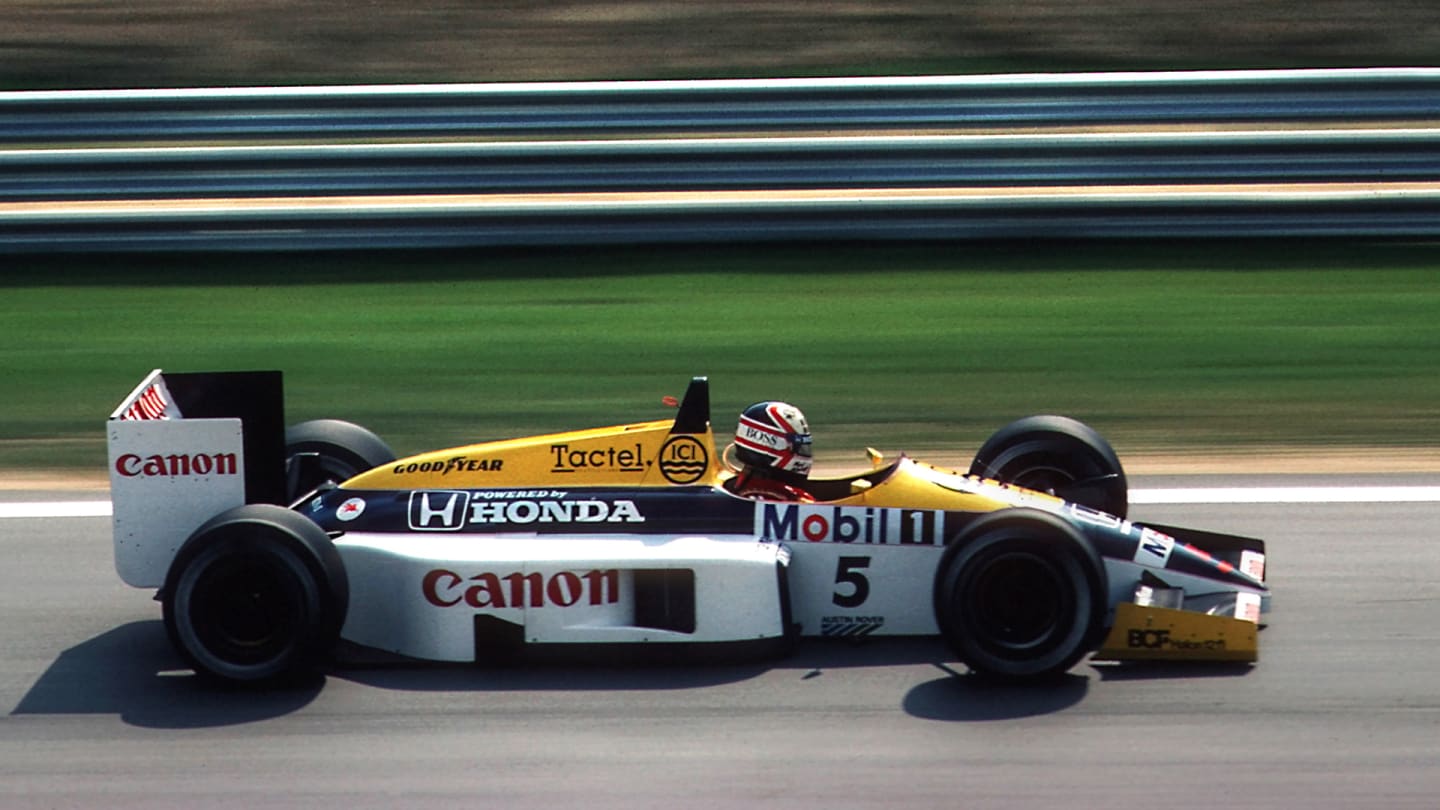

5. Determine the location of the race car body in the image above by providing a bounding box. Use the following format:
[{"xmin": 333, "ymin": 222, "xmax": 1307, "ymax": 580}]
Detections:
[{"xmin": 107, "ymin": 370, "xmax": 1269, "ymax": 684}]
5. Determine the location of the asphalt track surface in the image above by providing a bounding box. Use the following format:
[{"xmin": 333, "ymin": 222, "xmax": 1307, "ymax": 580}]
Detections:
[{"xmin": 3, "ymin": 475, "xmax": 1439, "ymax": 809}]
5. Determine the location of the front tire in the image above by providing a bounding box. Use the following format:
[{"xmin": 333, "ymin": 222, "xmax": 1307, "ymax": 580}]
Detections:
[
  {"xmin": 162, "ymin": 504, "xmax": 348, "ymax": 685},
  {"xmin": 970, "ymin": 414, "xmax": 1128, "ymax": 518},
  {"xmin": 933, "ymin": 509, "xmax": 1107, "ymax": 681}
]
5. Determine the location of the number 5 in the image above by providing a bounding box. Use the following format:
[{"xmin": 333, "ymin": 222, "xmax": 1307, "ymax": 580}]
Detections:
[{"xmin": 833, "ymin": 556, "xmax": 871, "ymax": 608}]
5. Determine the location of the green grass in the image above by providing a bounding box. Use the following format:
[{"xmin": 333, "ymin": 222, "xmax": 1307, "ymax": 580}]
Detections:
[{"xmin": 3, "ymin": 240, "xmax": 1439, "ymax": 472}]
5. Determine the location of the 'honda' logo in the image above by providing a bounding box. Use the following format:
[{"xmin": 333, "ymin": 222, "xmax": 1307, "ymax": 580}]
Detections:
[{"xmin": 408, "ymin": 490, "xmax": 469, "ymax": 531}]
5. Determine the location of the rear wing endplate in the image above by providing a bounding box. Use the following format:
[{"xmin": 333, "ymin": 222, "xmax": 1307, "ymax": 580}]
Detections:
[{"xmin": 107, "ymin": 369, "xmax": 285, "ymax": 587}]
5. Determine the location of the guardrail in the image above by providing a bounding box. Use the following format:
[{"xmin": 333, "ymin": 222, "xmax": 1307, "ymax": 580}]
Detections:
[
  {"xmin": 7, "ymin": 186, "xmax": 1437, "ymax": 253},
  {"xmin": 4, "ymin": 130, "xmax": 1440, "ymax": 201},
  {"xmin": 5, "ymin": 69, "xmax": 1440, "ymax": 143},
  {"xmin": 4, "ymin": 69, "xmax": 1440, "ymax": 252}
]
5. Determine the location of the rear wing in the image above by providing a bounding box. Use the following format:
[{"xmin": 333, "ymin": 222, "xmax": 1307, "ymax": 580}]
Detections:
[{"xmin": 107, "ymin": 369, "xmax": 286, "ymax": 588}]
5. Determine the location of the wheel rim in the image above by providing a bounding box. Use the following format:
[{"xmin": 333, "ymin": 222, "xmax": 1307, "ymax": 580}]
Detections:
[
  {"xmin": 310, "ymin": 458, "xmax": 360, "ymax": 492},
  {"xmin": 187, "ymin": 550, "xmax": 308, "ymax": 668},
  {"xmin": 1005, "ymin": 458, "xmax": 1126, "ymax": 518},
  {"xmin": 287, "ymin": 454, "xmax": 363, "ymax": 502},
  {"xmin": 1008, "ymin": 464, "xmax": 1076, "ymax": 498},
  {"xmin": 966, "ymin": 550, "xmax": 1069, "ymax": 653}
]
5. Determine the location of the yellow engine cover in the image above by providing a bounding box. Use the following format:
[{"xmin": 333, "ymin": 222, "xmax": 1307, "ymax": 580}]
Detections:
[{"xmin": 344, "ymin": 420, "xmax": 722, "ymax": 491}]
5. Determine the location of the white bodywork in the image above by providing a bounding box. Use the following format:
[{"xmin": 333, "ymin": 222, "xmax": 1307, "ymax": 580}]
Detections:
[
  {"xmin": 336, "ymin": 533, "xmax": 791, "ymax": 660},
  {"xmin": 329, "ymin": 529, "xmax": 951, "ymax": 661},
  {"xmin": 107, "ymin": 370, "xmax": 246, "ymax": 588},
  {"xmin": 781, "ymin": 540, "xmax": 945, "ymax": 637}
]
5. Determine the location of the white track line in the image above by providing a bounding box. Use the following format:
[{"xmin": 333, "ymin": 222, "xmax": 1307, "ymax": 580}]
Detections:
[
  {"xmin": 0, "ymin": 501, "xmax": 114, "ymax": 518},
  {"xmin": 1130, "ymin": 486, "xmax": 1440, "ymax": 504},
  {"xmin": 4, "ymin": 486, "xmax": 1440, "ymax": 519}
]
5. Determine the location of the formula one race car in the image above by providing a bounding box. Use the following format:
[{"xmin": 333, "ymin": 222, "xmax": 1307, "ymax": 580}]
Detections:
[{"xmin": 107, "ymin": 370, "xmax": 1269, "ymax": 685}]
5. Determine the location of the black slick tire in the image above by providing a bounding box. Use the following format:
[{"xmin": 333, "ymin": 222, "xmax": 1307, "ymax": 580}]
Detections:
[
  {"xmin": 969, "ymin": 414, "xmax": 1128, "ymax": 518},
  {"xmin": 933, "ymin": 509, "xmax": 1107, "ymax": 681},
  {"xmin": 162, "ymin": 504, "xmax": 348, "ymax": 685}
]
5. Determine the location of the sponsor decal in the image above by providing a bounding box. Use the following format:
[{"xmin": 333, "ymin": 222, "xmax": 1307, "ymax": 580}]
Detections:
[
  {"xmin": 1239, "ymin": 550, "xmax": 1266, "ymax": 582},
  {"xmin": 119, "ymin": 380, "xmax": 180, "ymax": 421},
  {"xmin": 410, "ymin": 491, "xmax": 468, "ymax": 531},
  {"xmin": 408, "ymin": 490, "xmax": 646, "ymax": 531},
  {"xmin": 757, "ymin": 503, "xmax": 942, "ymax": 545},
  {"xmin": 1133, "ymin": 526, "xmax": 1176, "ymax": 567},
  {"xmin": 1235, "ymin": 592, "xmax": 1262, "ymax": 623},
  {"xmin": 658, "ymin": 435, "xmax": 709, "ymax": 484},
  {"xmin": 550, "ymin": 443, "xmax": 648, "ymax": 474},
  {"xmin": 114, "ymin": 452, "xmax": 238, "ymax": 478},
  {"xmin": 422, "ymin": 568, "xmax": 620, "ymax": 608},
  {"xmin": 820, "ymin": 615, "xmax": 885, "ymax": 638},
  {"xmin": 470, "ymin": 489, "xmax": 568, "ymax": 500},
  {"xmin": 468, "ymin": 499, "xmax": 644, "ymax": 526},
  {"xmin": 391, "ymin": 456, "xmax": 504, "ymax": 475},
  {"xmin": 335, "ymin": 497, "xmax": 366, "ymax": 522},
  {"xmin": 1127, "ymin": 628, "xmax": 1228, "ymax": 652},
  {"xmin": 737, "ymin": 421, "xmax": 788, "ymax": 454},
  {"xmin": 1066, "ymin": 502, "xmax": 1124, "ymax": 529}
]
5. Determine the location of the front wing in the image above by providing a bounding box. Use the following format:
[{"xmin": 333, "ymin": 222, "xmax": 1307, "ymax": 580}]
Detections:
[{"xmin": 1094, "ymin": 602, "xmax": 1259, "ymax": 663}]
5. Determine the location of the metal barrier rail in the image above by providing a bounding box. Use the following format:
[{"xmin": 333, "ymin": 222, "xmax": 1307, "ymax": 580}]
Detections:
[
  {"xmin": 5, "ymin": 69, "xmax": 1440, "ymax": 144},
  {"xmin": 5, "ymin": 129, "xmax": 1440, "ymax": 201},
  {"xmin": 4, "ymin": 70, "xmax": 1440, "ymax": 251},
  {"xmin": 8, "ymin": 184, "xmax": 1440, "ymax": 252}
]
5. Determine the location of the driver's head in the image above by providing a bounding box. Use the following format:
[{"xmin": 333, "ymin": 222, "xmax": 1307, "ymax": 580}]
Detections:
[{"xmin": 734, "ymin": 401, "xmax": 812, "ymax": 479}]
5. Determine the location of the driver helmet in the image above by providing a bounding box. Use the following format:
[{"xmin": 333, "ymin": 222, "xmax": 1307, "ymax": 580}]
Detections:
[{"xmin": 734, "ymin": 401, "xmax": 813, "ymax": 478}]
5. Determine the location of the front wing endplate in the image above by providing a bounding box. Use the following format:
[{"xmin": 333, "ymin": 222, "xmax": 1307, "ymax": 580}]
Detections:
[{"xmin": 1093, "ymin": 602, "xmax": 1258, "ymax": 663}]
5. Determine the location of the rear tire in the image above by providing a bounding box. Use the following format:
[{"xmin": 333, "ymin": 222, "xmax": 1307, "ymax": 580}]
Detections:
[
  {"xmin": 970, "ymin": 414, "xmax": 1128, "ymax": 518},
  {"xmin": 285, "ymin": 419, "xmax": 395, "ymax": 501},
  {"xmin": 162, "ymin": 504, "xmax": 348, "ymax": 685},
  {"xmin": 933, "ymin": 509, "xmax": 1107, "ymax": 681}
]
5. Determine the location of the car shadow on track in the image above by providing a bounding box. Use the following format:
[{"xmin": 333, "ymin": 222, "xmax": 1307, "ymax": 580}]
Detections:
[
  {"xmin": 903, "ymin": 669, "xmax": 1091, "ymax": 721},
  {"xmin": 901, "ymin": 658, "xmax": 1254, "ymax": 721},
  {"xmin": 11, "ymin": 623, "xmax": 1254, "ymax": 729},
  {"xmin": 330, "ymin": 636, "xmax": 952, "ymax": 692},
  {"xmin": 9, "ymin": 621, "xmax": 324, "ymax": 729},
  {"xmin": 336, "ymin": 637, "xmax": 1096, "ymax": 721},
  {"xmin": 1089, "ymin": 660, "xmax": 1258, "ymax": 681}
]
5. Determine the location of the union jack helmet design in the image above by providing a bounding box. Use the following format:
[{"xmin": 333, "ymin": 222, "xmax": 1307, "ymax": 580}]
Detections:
[{"xmin": 734, "ymin": 401, "xmax": 813, "ymax": 477}]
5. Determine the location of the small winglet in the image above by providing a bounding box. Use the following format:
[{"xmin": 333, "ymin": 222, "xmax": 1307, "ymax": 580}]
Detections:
[{"xmin": 670, "ymin": 376, "xmax": 710, "ymax": 434}]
